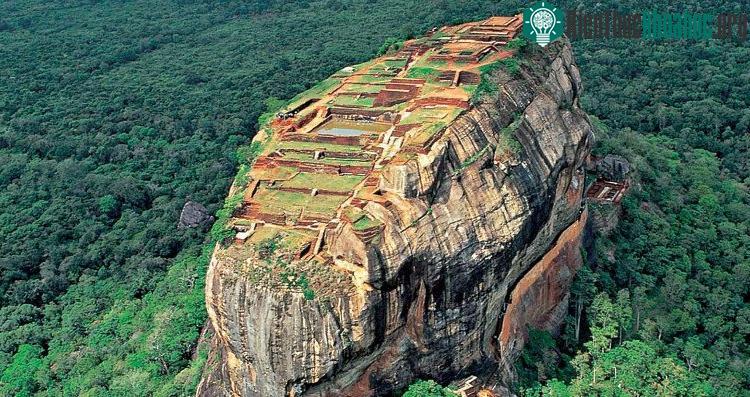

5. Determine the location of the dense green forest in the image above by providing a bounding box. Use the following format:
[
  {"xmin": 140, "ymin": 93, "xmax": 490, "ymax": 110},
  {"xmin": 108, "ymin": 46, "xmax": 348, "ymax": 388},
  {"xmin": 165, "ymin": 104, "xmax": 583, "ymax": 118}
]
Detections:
[
  {"xmin": 0, "ymin": 0, "xmax": 528, "ymax": 395},
  {"xmin": 0, "ymin": 0, "xmax": 747, "ymax": 396},
  {"xmin": 515, "ymin": 16, "xmax": 750, "ymax": 397}
]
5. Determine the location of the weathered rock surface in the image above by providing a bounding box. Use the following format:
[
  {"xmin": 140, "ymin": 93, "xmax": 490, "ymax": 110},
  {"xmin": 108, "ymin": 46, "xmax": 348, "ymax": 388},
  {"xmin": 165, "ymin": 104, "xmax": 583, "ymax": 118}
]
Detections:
[
  {"xmin": 596, "ymin": 154, "xmax": 630, "ymax": 182},
  {"xmin": 498, "ymin": 210, "xmax": 587, "ymax": 377},
  {"xmin": 180, "ymin": 201, "xmax": 213, "ymax": 229},
  {"xmin": 198, "ymin": 39, "xmax": 594, "ymax": 397}
]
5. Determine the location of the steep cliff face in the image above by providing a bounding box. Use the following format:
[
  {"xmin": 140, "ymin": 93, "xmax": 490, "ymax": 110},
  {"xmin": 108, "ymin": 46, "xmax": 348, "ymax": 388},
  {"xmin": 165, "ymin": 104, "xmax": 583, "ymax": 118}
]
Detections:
[{"xmin": 198, "ymin": 36, "xmax": 593, "ymax": 396}]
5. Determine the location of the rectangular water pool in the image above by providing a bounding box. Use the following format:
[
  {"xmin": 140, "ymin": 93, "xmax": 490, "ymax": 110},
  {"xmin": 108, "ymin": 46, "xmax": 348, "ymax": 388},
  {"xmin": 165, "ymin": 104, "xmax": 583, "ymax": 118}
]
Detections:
[{"xmin": 315, "ymin": 120, "xmax": 390, "ymax": 137}]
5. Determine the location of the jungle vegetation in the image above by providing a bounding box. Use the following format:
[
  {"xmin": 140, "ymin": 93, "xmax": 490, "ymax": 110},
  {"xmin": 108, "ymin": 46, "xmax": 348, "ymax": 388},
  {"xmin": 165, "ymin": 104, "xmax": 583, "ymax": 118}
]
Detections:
[{"xmin": 0, "ymin": 0, "xmax": 747, "ymax": 396}]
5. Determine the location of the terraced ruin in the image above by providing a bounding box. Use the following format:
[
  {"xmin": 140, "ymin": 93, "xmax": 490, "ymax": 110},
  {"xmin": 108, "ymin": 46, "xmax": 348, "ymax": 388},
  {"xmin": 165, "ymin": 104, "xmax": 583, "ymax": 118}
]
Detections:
[
  {"xmin": 199, "ymin": 14, "xmax": 600, "ymax": 396},
  {"xmin": 220, "ymin": 15, "xmax": 524, "ymax": 298}
]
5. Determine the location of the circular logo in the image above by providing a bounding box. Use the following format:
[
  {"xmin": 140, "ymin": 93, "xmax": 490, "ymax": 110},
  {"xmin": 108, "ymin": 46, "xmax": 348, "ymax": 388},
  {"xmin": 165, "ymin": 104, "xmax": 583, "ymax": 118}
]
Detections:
[{"xmin": 523, "ymin": 2, "xmax": 565, "ymax": 47}]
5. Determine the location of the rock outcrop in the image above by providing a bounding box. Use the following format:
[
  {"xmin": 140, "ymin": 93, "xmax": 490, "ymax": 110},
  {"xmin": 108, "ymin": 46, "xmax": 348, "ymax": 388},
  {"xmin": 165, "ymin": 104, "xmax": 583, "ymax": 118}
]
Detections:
[
  {"xmin": 595, "ymin": 154, "xmax": 630, "ymax": 182},
  {"xmin": 180, "ymin": 201, "xmax": 214, "ymax": 229},
  {"xmin": 198, "ymin": 34, "xmax": 594, "ymax": 397}
]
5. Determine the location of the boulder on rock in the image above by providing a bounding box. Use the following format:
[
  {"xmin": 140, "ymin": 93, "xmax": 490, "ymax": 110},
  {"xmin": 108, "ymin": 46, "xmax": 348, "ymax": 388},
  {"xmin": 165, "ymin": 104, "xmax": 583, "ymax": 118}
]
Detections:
[
  {"xmin": 179, "ymin": 201, "xmax": 213, "ymax": 228},
  {"xmin": 596, "ymin": 154, "xmax": 630, "ymax": 182}
]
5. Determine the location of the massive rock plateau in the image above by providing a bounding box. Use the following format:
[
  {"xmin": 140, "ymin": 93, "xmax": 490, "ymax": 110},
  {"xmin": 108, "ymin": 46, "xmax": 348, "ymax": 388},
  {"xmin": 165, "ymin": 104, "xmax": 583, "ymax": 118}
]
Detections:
[{"xmin": 197, "ymin": 24, "xmax": 594, "ymax": 397}]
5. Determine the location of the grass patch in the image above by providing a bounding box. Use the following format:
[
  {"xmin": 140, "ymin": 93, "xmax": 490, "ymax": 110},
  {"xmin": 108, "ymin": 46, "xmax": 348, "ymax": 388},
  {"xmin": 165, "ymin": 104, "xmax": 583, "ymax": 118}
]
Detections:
[
  {"xmin": 254, "ymin": 188, "xmax": 347, "ymax": 218},
  {"xmin": 499, "ymin": 57, "xmax": 521, "ymax": 76},
  {"xmin": 247, "ymin": 226, "xmax": 281, "ymax": 245},
  {"xmin": 305, "ymin": 194, "xmax": 349, "ymax": 217},
  {"xmin": 505, "ymin": 37, "xmax": 528, "ymax": 51},
  {"xmin": 420, "ymin": 58, "xmax": 448, "ymax": 68},
  {"xmin": 431, "ymin": 31, "xmax": 448, "ymax": 40},
  {"xmin": 341, "ymin": 83, "xmax": 384, "ymax": 94},
  {"xmin": 209, "ymin": 193, "xmax": 244, "ymax": 245},
  {"xmin": 498, "ymin": 114, "xmax": 524, "ymax": 155},
  {"xmin": 247, "ymin": 227, "xmax": 316, "ymax": 256},
  {"xmin": 383, "ymin": 59, "xmax": 408, "ymax": 69},
  {"xmin": 452, "ymin": 145, "xmax": 491, "ymax": 176},
  {"xmin": 352, "ymin": 215, "xmax": 382, "ymax": 231},
  {"xmin": 409, "ymin": 122, "xmax": 447, "ymax": 146},
  {"xmin": 281, "ymin": 173, "xmax": 364, "ymax": 192},
  {"xmin": 280, "ymin": 151, "xmax": 373, "ymax": 167},
  {"xmin": 318, "ymin": 119, "xmax": 391, "ymax": 133},
  {"xmin": 400, "ymin": 107, "xmax": 460, "ymax": 125},
  {"xmin": 257, "ymin": 97, "xmax": 287, "ymax": 127},
  {"xmin": 284, "ymin": 77, "xmax": 341, "ymax": 110},
  {"xmin": 471, "ymin": 57, "xmax": 521, "ymax": 103},
  {"xmin": 406, "ymin": 66, "xmax": 440, "ymax": 80},
  {"xmin": 462, "ymin": 84, "xmax": 478, "ymax": 97},
  {"xmin": 251, "ymin": 166, "xmax": 299, "ymax": 181},
  {"xmin": 332, "ymin": 95, "xmax": 375, "ymax": 107},
  {"xmin": 275, "ymin": 140, "xmax": 363, "ymax": 153},
  {"xmin": 355, "ymin": 74, "xmax": 393, "ymax": 84}
]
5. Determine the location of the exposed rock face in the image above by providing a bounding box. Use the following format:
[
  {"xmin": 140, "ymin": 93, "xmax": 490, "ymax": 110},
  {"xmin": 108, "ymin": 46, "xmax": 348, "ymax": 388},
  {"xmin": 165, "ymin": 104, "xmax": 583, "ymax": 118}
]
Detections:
[
  {"xmin": 498, "ymin": 210, "xmax": 587, "ymax": 376},
  {"xmin": 596, "ymin": 154, "xmax": 630, "ymax": 182},
  {"xmin": 198, "ymin": 39, "xmax": 593, "ymax": 396},
  {"xmin": 180, "ymin": 201, "xmax": 213, "ymax": 228}
]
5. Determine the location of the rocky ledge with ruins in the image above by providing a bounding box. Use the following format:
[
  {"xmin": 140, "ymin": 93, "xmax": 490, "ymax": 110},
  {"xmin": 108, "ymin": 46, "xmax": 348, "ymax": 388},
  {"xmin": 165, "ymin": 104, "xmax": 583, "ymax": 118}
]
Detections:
[{"xmin": 197, "ymin": 15, "xmax": 595, "ymax": 397}]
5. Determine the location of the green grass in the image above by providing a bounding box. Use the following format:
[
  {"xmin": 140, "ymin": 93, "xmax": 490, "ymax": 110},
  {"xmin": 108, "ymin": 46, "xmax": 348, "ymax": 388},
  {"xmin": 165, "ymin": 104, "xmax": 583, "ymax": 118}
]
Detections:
[
  {"xmin": 275, "ymin": 140, "xmax": 364, "ymax": 153},
  {"xmin": 342, "ymin": 83, "xmax": 384, "ymax": 94},
  {"xmin": 368, "ymin": 62, "xmax": 397, "ymax": 72},
  {"xmin": 499, "ymin": 57, "xmax": 521, "ymax": 75},
  {"xmin": 498, "ymin": 114, "xmax": 523, "ymax": 154},
  {"xmin": 431, "ymin": 31, "xmax": 448, "ymax": 39},
  {"xmin": 319, "ymin": 119, "xmax": 391, "ymax": 133},
  {"xmin": 232, "ymin": 219, "xmax": 256, "ymax": 227},
  {"xmin": 400, "ymin": 107, "xmax": 461, "ymax": 125},
  {"xmin": 410, "ymin": 122, "xmax": 448, "ymax": 146},
  {"xmin": 284, "ymin": 77, "xmax": 342, "ymax": 110},
  {"xmin": 247, "ymin": 226, "xmax": 281, "ymax": 246},
  {"xmin": 505, "ymin": 37, "xmax": 528, "ymax": 50},
  {"xmin": 356, "ymin": 74, "xmax": 393, "ymax": 83},
  {"xmin": 257, "ymin": 97, "xmax": 288, "ymax": 127},
  {"xmin": 461, "ymin": 84, "xmax": 478, "ymax": 96},
  {"xmin": 352, "ymin": 215, "xmax": 382, "ymax": 230},
  {"xmin": 281, "ymin": 173, "xmax": 364, "ymax": 192},
  {"xmin": 331, "ymin": 95, "xmax": 375, "ymax": 107},
  {"xmin": 251, "ymin": 165, "xmax": 299, "ymax": 181},
  {"xmin": 452, "ymin": 145, "xmax": 491, "ymax": 175},
  {"xmin": 472, "ymin": 61, "xmax": 504, "ymax": 102},
  {"xmin": 254, "ymin": 188, "xmax": 347, "ymax": 218},
  {"xmin": 409, "ymin": 50, "xmax": 447, "ymax": 69},
  {"xmin": 280, "ymin": 151, "xmax": 373, "ymax": 167},
  {"xmin": 305, "ymin": 194, "xmax": 350, "ymax": 217},
  {"xmin": 406, "ymin": 66, "xmax": 441, "ymax": 80},
  {"xmin": 383, "ymin": 58, "xmax": 408, "ymax": 69}
]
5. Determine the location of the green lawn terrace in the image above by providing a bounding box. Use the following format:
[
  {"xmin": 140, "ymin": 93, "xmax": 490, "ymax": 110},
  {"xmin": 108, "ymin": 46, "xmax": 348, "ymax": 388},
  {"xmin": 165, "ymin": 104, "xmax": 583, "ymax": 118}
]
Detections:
[
  {"xmin": 235, "ymin": 115, "xmax": 388, "ymax": 250},
  {"xmin": 220, "ymin": 15, "xmax": 525, "ymax": 298}
]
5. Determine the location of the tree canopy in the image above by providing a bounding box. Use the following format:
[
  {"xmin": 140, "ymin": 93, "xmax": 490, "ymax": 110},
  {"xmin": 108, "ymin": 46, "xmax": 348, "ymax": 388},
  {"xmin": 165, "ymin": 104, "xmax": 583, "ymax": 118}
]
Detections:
[{"xmin": 0, "ymin": 0, "xmax": 747, "ymax": 396}]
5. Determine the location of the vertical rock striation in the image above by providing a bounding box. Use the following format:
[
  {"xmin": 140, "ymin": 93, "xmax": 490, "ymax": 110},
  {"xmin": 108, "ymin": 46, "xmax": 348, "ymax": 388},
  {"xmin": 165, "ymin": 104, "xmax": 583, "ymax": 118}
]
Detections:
[{"xmin": 198, "ymin": 38, "xmax": 594, "ymax": 396}]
